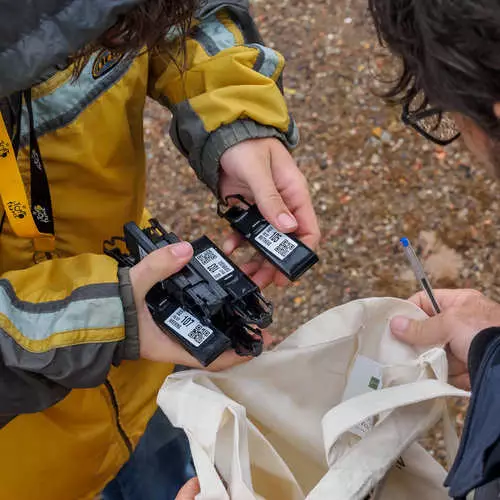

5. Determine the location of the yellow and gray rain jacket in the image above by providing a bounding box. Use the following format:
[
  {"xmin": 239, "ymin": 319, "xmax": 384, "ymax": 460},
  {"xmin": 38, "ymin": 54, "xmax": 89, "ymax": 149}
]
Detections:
[{"xmin": 0, "ymin": 1, "xmax": 297, "ymax": 498}]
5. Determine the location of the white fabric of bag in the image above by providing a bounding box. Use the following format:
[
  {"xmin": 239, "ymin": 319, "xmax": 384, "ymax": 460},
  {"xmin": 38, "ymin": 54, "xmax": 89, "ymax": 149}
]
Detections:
[{"xmin": 157, "ymin": 298, "xmax": 470, "ymax": 499}]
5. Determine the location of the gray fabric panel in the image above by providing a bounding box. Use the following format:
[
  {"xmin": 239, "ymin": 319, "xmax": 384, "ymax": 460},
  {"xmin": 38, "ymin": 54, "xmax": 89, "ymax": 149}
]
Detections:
[
  {"xmin": 0, "ymin": 279, "xmax": 119, "ymax": 313},
  {"xmin": 287, "ymin": 114, "xmax": 300, "ymax": 147},
  {"xmin": 168, "ymin": 99, "xmax": 210, "ymax": 182},
  {"xmin": 0, "ymin": 328, "xmax": 119, "ymax": 387},
  {"xmin": 193, "ymin": 13, "xmax": 236, "ymax": 55},
  {"xmin": 248, "ymin": 43, "xmax": 281, "ymax": 78},
  {"xmin": 0, "ymin": 0, "xmax": 258, "ymax": 96},
  {"xmin": 191, "ymin": 25, "xmax": 222, "ymax": 57},
  {"xmin": 116, "ymin": 267, "xmax": 140, "ymax": 362},
  {"xmin": 0, "ymin": 0, "xmax": 144, "ymax": 96},
  {"xmin": 196, "ymin": 0, "xmax": 250, "ymax": 19},
  {"xmin": 0, "ymin": 357, "xmax": 70, "ymax": 428},
  {"xmin": 0, "ymin": 327, "xmax": 121, "ymax": 426}
]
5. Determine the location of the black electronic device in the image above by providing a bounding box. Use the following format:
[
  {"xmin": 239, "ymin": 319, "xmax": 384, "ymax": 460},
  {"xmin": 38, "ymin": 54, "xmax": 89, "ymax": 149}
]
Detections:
[
  {"xmin": 104, "ymin": 219, "xmax": 273, "ymax": 366},
  {"xmin": 218, "ymin": 195, "xmax": 319, "ymax": 281}
]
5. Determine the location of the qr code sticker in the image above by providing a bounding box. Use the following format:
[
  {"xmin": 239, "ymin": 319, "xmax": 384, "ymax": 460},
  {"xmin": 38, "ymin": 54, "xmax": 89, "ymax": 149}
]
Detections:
[
  {"xmin": 196, "ymin": 249, "xmax": 217, "ymax": 266},
  {"xmin": 188, "ymin": 324, "xmax": 213, "ymax": 345},
  {"xmin": 274, "ymin": 238, "xmax": 297, "ymax": 258},
  {"xmin": 255, "ymin": 225, "xmax": 298, "ymax": 260},
  {"xmin": 196, "ymin": 247, "xmax": 234, "ymax": 280}
]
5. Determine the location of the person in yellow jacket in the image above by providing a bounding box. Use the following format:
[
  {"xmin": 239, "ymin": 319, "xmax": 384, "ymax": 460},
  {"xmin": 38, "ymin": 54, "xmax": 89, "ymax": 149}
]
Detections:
[{"xmin": 0, "ymin": 0, "xmax": 320, "ymax": 499}]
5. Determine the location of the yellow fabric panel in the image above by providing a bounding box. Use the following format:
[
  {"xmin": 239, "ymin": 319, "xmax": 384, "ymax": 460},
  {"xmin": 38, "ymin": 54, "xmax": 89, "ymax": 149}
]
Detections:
[
  {"xmin": 152, "ymin": 44, "xmax": 289, "ymax": 133},
  {"xmin": 188, "ymin": 59, "xmax": 290, "ymax": 133},
  {"xmin": 1, "ymin": 253, "xmax": 119, "ymax": 303},
  {"xmin": 0, "ymin": 386, "xmax": 130, "ymax": 500},
  {"xmin": 108, "ymin": 359, "xmax": 175, "ymax": 446},
  {"xmin": 148, "ymin": 36, "xmax": 214, "ymax": 102},
  {"xmin": 0, "ymin": 360, "xmax": 174, "ymax": 500}
]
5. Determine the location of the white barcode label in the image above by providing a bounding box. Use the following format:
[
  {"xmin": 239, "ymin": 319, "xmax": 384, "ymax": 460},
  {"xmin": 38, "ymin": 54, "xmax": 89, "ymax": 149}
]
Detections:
[
  {"xmin": 255, "ymin": 225, "xmax": 298, "ymax": 260},
  {"xmin": 165, "ymin": 307, "xmax": 214, "ymax": 347},
  {"xmin": 195, "ymin": 247, "xmax": 234, "ymax": 281}
]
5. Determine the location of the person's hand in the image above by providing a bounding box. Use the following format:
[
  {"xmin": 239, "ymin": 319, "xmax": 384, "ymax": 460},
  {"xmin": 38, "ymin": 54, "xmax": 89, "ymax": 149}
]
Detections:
[
  {"xmin": 175, "ymin": 477, "xmax": 200, "ymax": 500},
  {"xmin": 390, "ymin": 289, "xmax": 500, "ymax": 390},
  {"xmin": 130, "ymin": 242, "xmax": 262, "ymax": 371},
  {"xmin": 219, "ymin": 138, "xmax": 321, "ymax": 288}
]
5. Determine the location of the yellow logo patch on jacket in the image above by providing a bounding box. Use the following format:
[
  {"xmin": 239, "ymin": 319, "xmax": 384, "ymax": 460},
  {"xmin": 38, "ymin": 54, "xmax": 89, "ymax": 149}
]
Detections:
[{"xmin": 92, "ymin": 49, "xmax": 124, "ymax": 79}]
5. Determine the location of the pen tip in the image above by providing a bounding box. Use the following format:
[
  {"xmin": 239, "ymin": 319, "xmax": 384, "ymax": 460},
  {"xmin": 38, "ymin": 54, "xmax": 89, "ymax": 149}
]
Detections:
[{"xmin": 400, "ymin": 237, "xmax": 410, "ymax": 248}]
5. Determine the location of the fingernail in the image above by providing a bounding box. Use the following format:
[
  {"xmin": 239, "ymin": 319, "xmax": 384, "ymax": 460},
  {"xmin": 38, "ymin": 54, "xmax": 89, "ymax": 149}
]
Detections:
[
  {"xmin": 222, "ymin": 240, "xmax": 233, "ymax": 254},
  {"xmin": 170, "ymin": 242, "xmax": 192, "ymax": 258},
  {"xmin": 277, "ymin": 213, "xmax": 297, "ymax": 230},
  {"xmin": 391, "ymin": 316, "xmax": 410, "ymax": 335}
]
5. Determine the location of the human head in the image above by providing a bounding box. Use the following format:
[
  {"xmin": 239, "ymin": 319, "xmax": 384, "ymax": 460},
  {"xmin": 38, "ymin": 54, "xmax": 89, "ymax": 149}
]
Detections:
[{"xmin": 369, "ymin": 0, "xmax": 500, "ymax": 176}]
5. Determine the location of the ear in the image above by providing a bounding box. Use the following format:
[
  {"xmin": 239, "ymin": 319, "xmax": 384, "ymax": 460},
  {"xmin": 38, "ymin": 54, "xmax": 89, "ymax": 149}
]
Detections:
[{"xmin": 494, "ymin": 103, "xmax": 500, "ymax": 119}]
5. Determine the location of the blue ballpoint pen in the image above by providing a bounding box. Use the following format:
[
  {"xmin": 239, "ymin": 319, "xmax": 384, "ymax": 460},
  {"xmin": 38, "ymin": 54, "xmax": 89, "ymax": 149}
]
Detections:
[{"xmin": 400, "ymin": 237, "xmax": 441, "ymax": 315}]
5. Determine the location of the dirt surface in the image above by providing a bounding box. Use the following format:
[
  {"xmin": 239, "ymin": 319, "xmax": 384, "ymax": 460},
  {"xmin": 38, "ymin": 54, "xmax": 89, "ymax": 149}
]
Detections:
[{"xmin": 144, "ymin": 0, "xmax": 500, "ymax": 467}]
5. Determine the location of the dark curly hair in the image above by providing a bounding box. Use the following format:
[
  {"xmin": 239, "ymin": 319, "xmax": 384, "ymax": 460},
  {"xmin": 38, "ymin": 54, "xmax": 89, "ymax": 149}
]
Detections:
[
  {"xmin": 71, "ymin": 0, "xmax": 199, "ymax": 76},
  {"xmin": 369, "ymin": 0, "xmax": 500, "ymax": 138}
]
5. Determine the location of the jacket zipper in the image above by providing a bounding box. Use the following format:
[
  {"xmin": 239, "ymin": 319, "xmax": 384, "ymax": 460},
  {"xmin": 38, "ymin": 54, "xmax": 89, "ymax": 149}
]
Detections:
[{"xmin": 104, "ymin": 379, "xmax": 133, "ymax": 456}]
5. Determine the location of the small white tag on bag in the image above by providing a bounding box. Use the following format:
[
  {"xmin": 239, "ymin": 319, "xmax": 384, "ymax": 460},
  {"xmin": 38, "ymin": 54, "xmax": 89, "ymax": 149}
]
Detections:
[{"xmin": 341, "ymin": 355, "xmax": 383, "ymax": 437}]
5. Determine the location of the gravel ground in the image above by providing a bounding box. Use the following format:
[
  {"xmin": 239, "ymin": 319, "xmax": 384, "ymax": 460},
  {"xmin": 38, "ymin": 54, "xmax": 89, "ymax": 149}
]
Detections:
[{"xmin": 144, "ymin": 0, "xmax": 500, "ymax": 468}]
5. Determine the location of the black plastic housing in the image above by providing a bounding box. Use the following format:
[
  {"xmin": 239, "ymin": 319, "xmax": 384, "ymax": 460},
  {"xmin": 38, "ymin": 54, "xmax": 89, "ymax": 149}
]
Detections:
[
  {"xmin": 218, "ymin": 196, "xmax": 319, "ymax": 281},
  {"xmin": 104, "ymin": 219, "xmax": 271, "ymax": 366}
]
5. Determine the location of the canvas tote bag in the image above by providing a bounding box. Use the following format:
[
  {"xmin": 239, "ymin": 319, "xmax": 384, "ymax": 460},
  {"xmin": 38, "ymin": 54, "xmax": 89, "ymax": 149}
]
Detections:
[{"xmin": 157, "ymin": 298, "xmax": 470, "ymax": 499}]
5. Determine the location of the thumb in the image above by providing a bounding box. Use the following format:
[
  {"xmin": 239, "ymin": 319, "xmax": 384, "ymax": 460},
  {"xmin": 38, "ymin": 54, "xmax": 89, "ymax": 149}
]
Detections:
[
  {"xmin": 130, "ymin": 242, "xmax": 193, "ymax": 298},
  {"xmin": 175, "ymin": 477, "xmax": 200, "ymax": 500},
  {"xmin": 246, "ymin": 163, "xmax": 298, "ymax": 233},
  {"xmin": 390, "ymin": 315, "xmax": 448, "ymax": 347}
]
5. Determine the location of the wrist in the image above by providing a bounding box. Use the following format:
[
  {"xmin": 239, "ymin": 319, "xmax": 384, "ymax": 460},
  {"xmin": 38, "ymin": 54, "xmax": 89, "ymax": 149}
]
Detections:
[{"xmin": 203, "ymin": 120, "xmax": 289, "ymax": 196}]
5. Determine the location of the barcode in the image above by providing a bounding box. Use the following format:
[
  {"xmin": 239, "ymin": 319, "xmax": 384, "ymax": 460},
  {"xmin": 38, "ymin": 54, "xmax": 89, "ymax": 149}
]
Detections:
[
  {"xmin": 197, "ymin": 249, "xmax": 217, "ymax": 266},
  {"xmin": 188, "ymin": 324, "xmax": 213, "ymax": 344},
  {"xmin": 275, "ymin": 239, "xmax": 296, "ymax": 258},
  {"xmin": 255, "ymin": 225, "xmax": 298, "ymax": 261},
  {"xmin": 196, "ymin": 247, "xmax": 234, "ymax": 281}
]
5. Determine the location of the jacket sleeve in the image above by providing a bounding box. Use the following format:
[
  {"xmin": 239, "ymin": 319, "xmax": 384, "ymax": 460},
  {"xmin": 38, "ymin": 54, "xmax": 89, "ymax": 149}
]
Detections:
[
  {"xmin": 0, "ymin": 254, "xmax": 138, "ymax": 427},
  {"xmin": 444, "ymin": 327, "xmax": 500, "ymax": 498},
  {"xmin": 147, "ymin": 0, "xmax": 299, "ymax": 195}
]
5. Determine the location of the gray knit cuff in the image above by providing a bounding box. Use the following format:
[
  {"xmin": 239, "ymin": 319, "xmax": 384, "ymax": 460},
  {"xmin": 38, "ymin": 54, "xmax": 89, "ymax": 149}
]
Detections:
[
  {"xmin": 200, "ymin": 119, "xmax": 293, "ymax": 196},
  {"xmin": 116, "ymin": 267, "xmax": 140, "ymax": 362}
]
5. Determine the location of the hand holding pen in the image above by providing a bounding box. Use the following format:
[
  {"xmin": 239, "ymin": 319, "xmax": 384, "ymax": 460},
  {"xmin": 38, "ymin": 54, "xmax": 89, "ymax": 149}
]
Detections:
[{"xmin": 390, "ymin": 237, "xmax": 500, "ymax": 390}]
